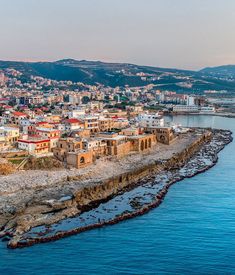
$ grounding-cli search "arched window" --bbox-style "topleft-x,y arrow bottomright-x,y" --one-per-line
80,156 -> 85,164
145,139 -> 148,149
141,140 -> 144,151
160,135 -> 165,142
148,138 -> 152,148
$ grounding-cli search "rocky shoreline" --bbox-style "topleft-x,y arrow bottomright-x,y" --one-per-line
0,128 -> 232,249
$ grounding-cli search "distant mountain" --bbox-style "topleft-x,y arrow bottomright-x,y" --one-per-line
0,59 -> 235,93
200,65 -> 235,78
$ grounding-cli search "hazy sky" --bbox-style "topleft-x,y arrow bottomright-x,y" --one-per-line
0,0 -> 235,70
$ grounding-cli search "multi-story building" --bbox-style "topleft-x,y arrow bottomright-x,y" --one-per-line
10,111 -> 28,125
53,138 -> 83,162
172,105 -> 199,113
35,127 -> 60,149
98,117 -> 114,132
68,109 -> 86,118
138,113 -> 164,128
83,116 -> 99,133
18,136 -> 50,154
0,126 -> 20,146
19,95 -> 44,105
64,118 -> 83,132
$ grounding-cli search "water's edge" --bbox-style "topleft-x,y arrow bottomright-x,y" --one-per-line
3,128 -> 232,249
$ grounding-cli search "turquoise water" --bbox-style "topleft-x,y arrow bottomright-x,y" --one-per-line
1,115 -> 235,274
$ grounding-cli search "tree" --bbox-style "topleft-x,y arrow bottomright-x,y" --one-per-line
82,96 -> 90,104
0,107 -> 4,116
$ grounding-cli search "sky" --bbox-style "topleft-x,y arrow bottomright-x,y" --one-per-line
0,0 -> 235,70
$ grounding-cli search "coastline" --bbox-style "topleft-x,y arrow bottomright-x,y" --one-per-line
169,112 -> 235,119
0,129 -> 204,228
0,128 -> 232,249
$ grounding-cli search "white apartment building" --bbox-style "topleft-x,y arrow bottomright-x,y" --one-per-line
173,105 -> 199,112
173,95 -> 215,113
200,106 -> 216,113
187,96 -> 195,106
68,109 -> 86,118
138,113 -> 164,128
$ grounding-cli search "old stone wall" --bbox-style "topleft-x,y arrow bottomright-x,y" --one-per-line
72,131 -> 212,208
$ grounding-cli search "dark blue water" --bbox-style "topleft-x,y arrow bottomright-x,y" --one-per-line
1,115 -> 235,275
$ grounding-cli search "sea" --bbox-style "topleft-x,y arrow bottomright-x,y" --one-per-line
0,115 -> 235,275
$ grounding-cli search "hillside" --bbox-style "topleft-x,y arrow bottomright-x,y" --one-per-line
0,59 -> 235,92
200,65 -> 235,79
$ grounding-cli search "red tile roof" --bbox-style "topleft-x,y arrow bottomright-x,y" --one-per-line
3,105 -> 12,109
18,138 -> 50,144
36,121 -> 48,125
0,98 -> 9,101
12,111 -> 27,117
65,118 -> 81,124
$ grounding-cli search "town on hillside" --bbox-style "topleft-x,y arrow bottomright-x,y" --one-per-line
0,68 -> 217,170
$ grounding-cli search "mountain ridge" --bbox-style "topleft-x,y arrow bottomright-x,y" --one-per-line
0,59 -> 235,92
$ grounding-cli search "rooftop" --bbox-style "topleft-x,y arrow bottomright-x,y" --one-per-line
12,111 -> 27,117
65,118 -> 81,124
